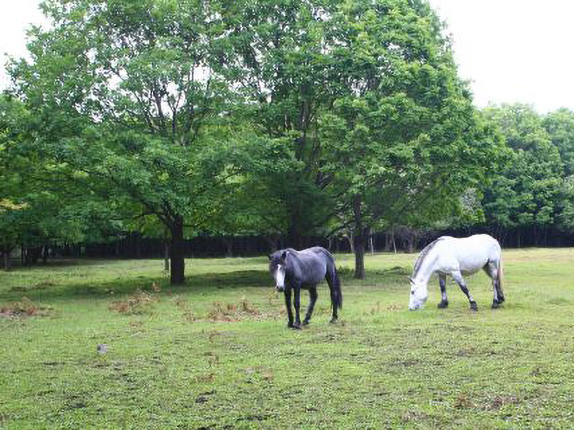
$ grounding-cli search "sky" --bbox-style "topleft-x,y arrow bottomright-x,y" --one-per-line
1,0 -> 574,113
427,0 -> 574,113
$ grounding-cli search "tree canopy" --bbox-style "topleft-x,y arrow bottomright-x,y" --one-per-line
4,0 -> 574,280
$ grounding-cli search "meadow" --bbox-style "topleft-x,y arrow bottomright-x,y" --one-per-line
2,249 -> 574,429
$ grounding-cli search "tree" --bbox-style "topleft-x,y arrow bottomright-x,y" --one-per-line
218,0 -> 343,247
317,0 -> 503,278
543,108 -> 574,176
0,95 -> 122,269
481,104 -> 563,245
9,0 -> 292,284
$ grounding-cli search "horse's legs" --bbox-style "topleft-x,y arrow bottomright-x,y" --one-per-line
303,287 -> 318,325
293,284 -> 302,328
451,271 -> 478,311
284,288 -> 295,328
495,273 -> 505,303
437,274 -> 449,308
329,286 -> 339,322
484,261 -> 505,308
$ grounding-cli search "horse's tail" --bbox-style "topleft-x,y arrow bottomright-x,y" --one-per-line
497,255 -> 505,302
330,266 -> 343,310
323,250 -> 343,310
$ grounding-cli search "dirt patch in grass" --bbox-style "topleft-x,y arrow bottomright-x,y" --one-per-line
202,297 -> 275,322
401,410 -> 431,423
454,393 -> 475,409
244,366 -> 274,382
0,297 -> 52,318
108,289 -> 157,315
489,395 -> 519,410
366,301 -> 403,315
172,295 -> 196,322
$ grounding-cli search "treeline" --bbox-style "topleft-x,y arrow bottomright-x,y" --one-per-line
1,0 -> 571,282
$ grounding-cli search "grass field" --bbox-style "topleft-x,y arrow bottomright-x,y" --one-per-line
2,249 -> 574,429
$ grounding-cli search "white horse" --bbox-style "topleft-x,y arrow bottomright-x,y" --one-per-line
408,234 -> 504,311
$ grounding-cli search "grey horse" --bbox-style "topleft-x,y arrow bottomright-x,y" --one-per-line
269,247 -> 342,329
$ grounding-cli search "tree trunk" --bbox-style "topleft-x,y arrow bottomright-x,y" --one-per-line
353,196 -> 366,279
164,241 -> 170,272
170,219 -> 185,285
220,237 -> 233,257
27,247 -> 41,265
407,235 -> 415,253
226,239 -> 233,257
2,250 -> 11,271
345,232 -> 355,253
354,233 -> 366,279
384,233 -> 392,252
288,224 -> 303,250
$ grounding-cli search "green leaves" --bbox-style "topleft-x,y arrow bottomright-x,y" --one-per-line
9,0 -> 574,278
481,104 -> 564,230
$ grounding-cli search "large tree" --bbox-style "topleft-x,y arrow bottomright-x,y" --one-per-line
0,95 -> 122,269
9,0 -> 293,284
317,0 -> 503,277
543,108 -> 574,176
8,0 -> 507,281
481,104 -> 563,245
216,0 -> 341,247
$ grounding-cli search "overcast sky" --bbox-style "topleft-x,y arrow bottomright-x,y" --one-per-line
2,0 -> 574,113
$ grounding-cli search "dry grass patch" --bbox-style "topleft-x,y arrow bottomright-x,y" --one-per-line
204,296 -> 272,322
0,296 -> 52,318
108,289 -> 157,315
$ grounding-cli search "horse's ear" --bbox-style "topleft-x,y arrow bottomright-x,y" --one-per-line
281,250 -> 288,260
409,276 -> 414,283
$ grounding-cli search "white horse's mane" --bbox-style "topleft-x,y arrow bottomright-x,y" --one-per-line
412,237 -> 447,277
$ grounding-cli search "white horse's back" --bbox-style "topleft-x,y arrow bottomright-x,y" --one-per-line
435,234 -> 501,275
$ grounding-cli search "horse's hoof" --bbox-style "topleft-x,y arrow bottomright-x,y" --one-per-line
492,301 -> 503,309
291,324 -> 302,330
329,318 -> 338,324
302,320 -> 310,326
437,300 -> 449,309
470,302 -> 478,311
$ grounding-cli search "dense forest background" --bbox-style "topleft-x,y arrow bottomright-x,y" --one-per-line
2,0 -> 574,281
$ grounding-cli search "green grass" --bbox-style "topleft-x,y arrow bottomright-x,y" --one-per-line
2,249 -> 574,429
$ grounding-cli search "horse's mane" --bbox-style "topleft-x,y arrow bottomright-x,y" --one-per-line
412,237 -> 447,276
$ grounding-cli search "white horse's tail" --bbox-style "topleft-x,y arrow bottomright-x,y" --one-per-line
497,257 -> 505,302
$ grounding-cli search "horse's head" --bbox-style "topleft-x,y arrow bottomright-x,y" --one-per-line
408,277 -> 428,310
269,250 -> 289,292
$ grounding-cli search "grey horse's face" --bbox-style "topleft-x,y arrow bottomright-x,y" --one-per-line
269,251 -> 288,292
408,278 -> 428,310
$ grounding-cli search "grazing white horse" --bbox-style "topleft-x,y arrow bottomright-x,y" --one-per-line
408,234 -> 504,311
